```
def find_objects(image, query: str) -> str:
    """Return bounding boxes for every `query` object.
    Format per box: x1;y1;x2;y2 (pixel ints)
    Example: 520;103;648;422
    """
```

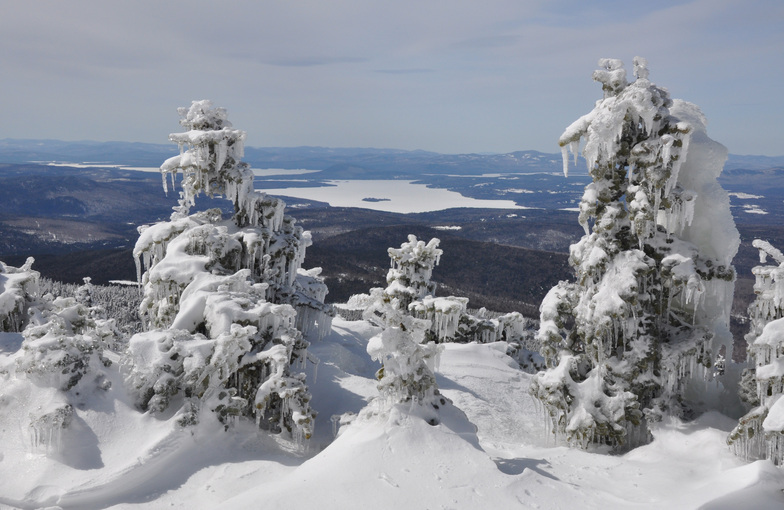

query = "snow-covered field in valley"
1;318;782;510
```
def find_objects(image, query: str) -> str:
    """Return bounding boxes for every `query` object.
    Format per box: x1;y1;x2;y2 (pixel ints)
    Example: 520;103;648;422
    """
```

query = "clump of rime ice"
125;101;327;441
532;57;739;451
728;240;784;465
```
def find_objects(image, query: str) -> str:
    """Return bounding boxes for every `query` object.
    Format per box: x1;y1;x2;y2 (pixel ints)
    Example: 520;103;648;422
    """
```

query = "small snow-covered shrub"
17;280;114;393
39;277;143;339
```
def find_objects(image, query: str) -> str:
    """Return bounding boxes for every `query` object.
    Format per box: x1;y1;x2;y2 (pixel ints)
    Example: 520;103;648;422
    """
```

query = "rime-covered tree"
364;235;444;410
18;277;115;393
124;100;330;439
728;240;784;465
361;235;535;419
530;58;739;450
0;257;39;332
13;276;117;451
358;234;530;347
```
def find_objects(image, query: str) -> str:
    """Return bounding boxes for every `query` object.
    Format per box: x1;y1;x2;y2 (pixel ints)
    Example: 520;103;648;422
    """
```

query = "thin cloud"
373;68;435;74
263;56;368;67
0;0;781;155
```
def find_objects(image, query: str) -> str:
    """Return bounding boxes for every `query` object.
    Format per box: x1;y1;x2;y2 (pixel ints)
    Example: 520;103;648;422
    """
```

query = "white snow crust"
2;318;784;509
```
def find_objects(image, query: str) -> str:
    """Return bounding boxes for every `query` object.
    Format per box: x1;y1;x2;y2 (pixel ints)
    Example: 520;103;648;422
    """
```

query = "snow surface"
2;318;783;509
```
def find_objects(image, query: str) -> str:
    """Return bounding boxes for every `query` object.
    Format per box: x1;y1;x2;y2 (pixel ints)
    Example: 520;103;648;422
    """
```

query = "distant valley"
1;139;783;328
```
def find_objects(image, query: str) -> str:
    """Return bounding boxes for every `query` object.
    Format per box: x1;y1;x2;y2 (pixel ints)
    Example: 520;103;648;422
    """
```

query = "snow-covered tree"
124;100;328;439
363;235;444;410
728;240;784;465
13;276;118;452
0;257;39;332
17;278;115;393
359;234;531;346
347;234;538;389
530;57;739;450
366;303;442;411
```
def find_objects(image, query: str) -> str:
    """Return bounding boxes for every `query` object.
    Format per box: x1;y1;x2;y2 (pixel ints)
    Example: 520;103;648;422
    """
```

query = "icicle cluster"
532;57;738;451
124;101;328;440
729;240;784;465
0;257;39;332
409;296;467;343
29;402;74;453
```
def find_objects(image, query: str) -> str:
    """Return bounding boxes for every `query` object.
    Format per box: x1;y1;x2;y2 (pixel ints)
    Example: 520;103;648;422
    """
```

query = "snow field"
3;319;784;509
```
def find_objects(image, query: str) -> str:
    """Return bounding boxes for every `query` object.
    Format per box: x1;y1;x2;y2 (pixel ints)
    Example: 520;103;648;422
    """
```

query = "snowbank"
2;318;783;509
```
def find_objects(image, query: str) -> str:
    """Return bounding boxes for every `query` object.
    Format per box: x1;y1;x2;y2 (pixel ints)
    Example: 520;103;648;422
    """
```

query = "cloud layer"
2;0;781;155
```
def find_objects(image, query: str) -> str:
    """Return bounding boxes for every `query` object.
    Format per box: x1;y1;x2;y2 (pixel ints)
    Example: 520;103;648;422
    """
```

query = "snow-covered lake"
263;179;527;213
43;163;526;213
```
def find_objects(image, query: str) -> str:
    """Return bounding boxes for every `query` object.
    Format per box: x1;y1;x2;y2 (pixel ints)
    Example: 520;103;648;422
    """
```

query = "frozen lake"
262;179;527;213
47;163;528;213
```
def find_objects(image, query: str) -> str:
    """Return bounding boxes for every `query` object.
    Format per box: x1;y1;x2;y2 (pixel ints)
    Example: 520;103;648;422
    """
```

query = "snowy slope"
1;319;784;509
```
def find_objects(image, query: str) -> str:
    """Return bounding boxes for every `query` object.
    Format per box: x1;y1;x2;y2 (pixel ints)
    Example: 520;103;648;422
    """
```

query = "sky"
2;0;782;156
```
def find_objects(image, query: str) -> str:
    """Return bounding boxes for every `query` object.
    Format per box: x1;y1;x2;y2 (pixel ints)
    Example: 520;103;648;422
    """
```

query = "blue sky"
2;0;782;155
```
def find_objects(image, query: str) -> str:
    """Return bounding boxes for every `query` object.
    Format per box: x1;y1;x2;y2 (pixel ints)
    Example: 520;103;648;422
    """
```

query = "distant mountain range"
4;138;782;178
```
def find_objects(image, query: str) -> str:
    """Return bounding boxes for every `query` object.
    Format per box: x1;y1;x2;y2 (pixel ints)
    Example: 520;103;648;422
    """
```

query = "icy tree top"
159;100;252;220
388;235;442;274
558;57;689;242
557;57;738;269
386;235;443;305
559;57;681;181
177;100;233;131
